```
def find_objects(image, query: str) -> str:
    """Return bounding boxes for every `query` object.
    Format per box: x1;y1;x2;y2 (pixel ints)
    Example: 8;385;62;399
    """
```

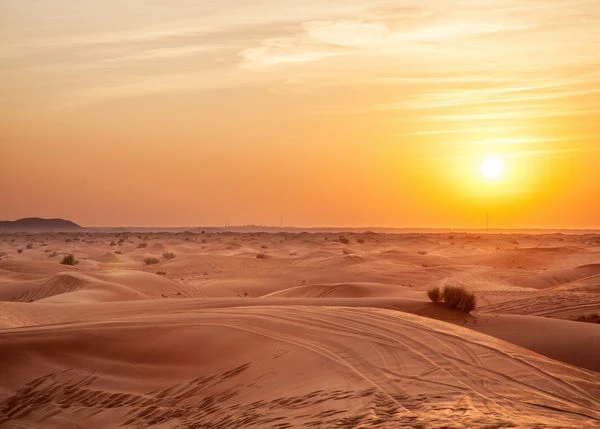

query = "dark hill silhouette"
0;218;82;232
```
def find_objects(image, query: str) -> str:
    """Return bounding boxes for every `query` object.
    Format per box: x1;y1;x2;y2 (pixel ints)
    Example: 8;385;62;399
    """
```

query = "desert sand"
0;231;599;428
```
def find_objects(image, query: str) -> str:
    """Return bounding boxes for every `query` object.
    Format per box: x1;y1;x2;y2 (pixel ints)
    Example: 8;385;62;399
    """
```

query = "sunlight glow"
481;156;504;179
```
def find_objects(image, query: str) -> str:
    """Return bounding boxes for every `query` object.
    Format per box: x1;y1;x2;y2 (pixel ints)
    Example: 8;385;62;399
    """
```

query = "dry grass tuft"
60;254;78;266
427;285;476;313
573;313;600;324
427;287;441;303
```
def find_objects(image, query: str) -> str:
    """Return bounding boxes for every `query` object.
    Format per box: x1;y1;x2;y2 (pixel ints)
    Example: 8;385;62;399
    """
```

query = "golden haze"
1;1;599;228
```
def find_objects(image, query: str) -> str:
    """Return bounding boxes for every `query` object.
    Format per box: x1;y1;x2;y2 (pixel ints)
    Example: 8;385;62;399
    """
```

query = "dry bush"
339;236;350;244
427;287;441;303
162;252;176;260
256;253;268;259
442;286;476;313
357;238;365;244
137;243;148;249
573;313;600;324
144;257;160;265
60;254;78;266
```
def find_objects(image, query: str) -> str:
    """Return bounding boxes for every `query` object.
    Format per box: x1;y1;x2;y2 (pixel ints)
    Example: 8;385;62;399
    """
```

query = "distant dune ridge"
0;231;599;428
0;218;82;232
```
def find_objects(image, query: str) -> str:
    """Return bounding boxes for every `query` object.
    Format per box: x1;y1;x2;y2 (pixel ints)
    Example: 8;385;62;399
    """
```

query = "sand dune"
1;307;599;428
263;282;423;298
0;271;193;303
1;231;599;428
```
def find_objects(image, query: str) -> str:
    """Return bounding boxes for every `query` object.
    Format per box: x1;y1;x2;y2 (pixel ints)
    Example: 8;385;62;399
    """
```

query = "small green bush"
60;254;78;266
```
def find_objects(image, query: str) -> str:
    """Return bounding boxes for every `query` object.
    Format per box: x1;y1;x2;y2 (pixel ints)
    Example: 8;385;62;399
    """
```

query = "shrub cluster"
573;313;600;324
60;254;78;266
427;286;476;313
427;287;441;303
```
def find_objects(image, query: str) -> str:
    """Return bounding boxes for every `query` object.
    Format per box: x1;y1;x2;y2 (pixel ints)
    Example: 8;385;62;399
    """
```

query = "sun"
481;156;504;179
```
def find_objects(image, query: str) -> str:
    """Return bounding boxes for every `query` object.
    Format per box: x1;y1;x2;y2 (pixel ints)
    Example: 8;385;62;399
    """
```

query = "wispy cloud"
1;0;599;119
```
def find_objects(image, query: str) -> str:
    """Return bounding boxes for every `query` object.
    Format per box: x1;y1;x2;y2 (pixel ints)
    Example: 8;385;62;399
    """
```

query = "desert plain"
0;231;599;428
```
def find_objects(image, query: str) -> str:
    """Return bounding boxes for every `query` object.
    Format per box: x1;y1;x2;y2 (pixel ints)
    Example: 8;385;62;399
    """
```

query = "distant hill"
0;218;83;232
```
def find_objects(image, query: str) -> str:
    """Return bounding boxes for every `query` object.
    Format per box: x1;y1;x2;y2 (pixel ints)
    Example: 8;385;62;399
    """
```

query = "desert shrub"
60;254;78;266
573;313;600;324
17;249;23;254
137;242;148;249
162;252;176;260
418;251;428;255
442;286;476;313
456;291;476;313
110;241;116;246
144;257;160;265
256;253;268;259
357;238;365;244
26;244;33;249
339;236;350;244
427;287;441;303
156;271;167;276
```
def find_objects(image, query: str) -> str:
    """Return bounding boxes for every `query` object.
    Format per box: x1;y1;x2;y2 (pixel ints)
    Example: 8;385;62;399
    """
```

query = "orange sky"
1;1;599;228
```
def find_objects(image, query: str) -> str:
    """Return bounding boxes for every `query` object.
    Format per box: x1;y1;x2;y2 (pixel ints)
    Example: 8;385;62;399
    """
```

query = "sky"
1;0;599;228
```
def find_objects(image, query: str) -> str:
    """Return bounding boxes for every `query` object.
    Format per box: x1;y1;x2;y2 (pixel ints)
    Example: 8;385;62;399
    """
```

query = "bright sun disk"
481;156;504;179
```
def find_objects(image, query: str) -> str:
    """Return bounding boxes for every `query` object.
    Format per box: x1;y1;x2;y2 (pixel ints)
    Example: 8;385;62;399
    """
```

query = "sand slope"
1;307;599;428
